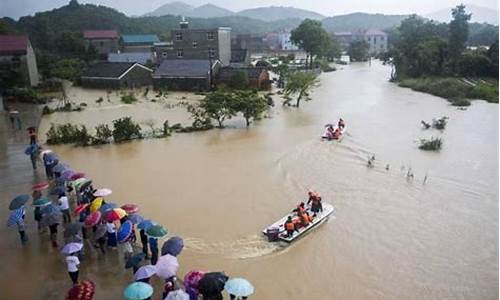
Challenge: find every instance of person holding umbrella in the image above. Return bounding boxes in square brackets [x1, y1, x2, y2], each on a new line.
[123, 282, 153, 300]
[65, 252, 80, 285]
[24, 142, 40, 170]
[137, 220, 153, 260]
[225, 278, 254, 300]
[106, 220, 117, 249]
[146, 224, 167, 265]
[7, 208, 28, 245]
[58, 192, 71, 223]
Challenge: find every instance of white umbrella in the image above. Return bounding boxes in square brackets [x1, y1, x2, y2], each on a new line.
[134, 265, 157, 281]
[164, 290, 190, 300]
[61, 242, 83, 255]
[93, 188, 112, 197]
[155, 254, 179, 280]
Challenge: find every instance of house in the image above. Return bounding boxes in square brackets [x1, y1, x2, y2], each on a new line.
[231, 34, 268, 53]
[166, 19, 231, 66]
[83, 30, 119, 59]
[80, 62, 152, 89]
[121, 34, 160, 53]
[364, 29, 388, 54]
[332, 32, 354, 49]
[0, 35, 39, 87]
[108, 52, 155, 65]
[278, 32, 298, 51]
[230, 49, 250, 67]
[154, 42, 174, 64]
[217, 67, 271, 90]
[153, 59, 221, 91]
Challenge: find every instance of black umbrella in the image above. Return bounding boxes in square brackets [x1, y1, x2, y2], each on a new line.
[125, 253, 146, 269]
[9, 194, 30, 210]
[79, 180, 92, 192]
[64, 222, 83, 237]
[198, 272, 229, 297]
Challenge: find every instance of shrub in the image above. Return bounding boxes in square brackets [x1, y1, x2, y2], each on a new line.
[73, 125, 92, 146]
[45, 123, 90, 145]
[451, 98, 471, 106]
[121, 94, 138, 104]
[419, 137, 442, 151]
[42, 106, 54, 115]
[93, 124, 112, 144]
[467, 82, 499, 103]
[112, 117, 142, 142]
[432, 116, 448, 130]
[96, 97, 104, 104]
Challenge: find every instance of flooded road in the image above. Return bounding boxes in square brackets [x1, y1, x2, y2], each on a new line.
[1, 61, 498, 299]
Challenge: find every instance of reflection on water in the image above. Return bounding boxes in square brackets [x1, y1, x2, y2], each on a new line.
[0, 61, 498, 299]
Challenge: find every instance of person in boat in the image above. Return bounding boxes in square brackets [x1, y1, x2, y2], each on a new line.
[333, 128, 342, 139]
[325, 125, 335, 139]
[293, 202, 306, 215]
[284, 216, 298, 238]
[298, 210, 312, 227]
[307, 192, 323, 213]
[338, 118, 345, 129]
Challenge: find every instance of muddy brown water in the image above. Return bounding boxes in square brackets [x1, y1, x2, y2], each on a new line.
[0, 61, 498, 299]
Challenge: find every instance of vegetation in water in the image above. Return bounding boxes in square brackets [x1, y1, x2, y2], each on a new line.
[419, 137, 443, 151]
[112, 117, 142, 142]
[121, 94, 138, 104]
[283, 71, 320, 107]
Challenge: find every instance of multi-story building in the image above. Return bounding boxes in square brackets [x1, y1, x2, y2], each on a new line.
[278, 32, 298, 51]
[363, 29, 388, 54]
[166, 19, 231, 66]
[83, 30, 119, 59]
[0, 35, 39, 87]
[121, 34, 160, 53]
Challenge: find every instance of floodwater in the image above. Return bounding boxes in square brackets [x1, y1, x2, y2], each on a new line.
[0, 61, 498, 299]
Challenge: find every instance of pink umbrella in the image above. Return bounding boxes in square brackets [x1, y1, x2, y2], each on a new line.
[121, 204, 139, 214]
[184, 270, 205, 299]
[70, 172, 85, 181]
[93, 188, 112, 197]
[155, 254, 179, 280]
[33, 182, 49, 191]
[84, 211, 102, 227]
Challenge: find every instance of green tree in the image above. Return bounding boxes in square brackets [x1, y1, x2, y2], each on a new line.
[348, 40, 370, 61]
[283, 71, 320, 107]
[487, 40, 499, 78]
[448, 4, 471, 72]
[273, 64, 290, 88]
[291, 19, 332, 69]
[229, 70, 249, 90]
[199, 90, 238, 127]
[233, 90, 268, 127]
[49, 58, 85, 81]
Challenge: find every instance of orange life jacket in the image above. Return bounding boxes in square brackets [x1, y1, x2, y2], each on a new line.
[285, 221, 295, 231]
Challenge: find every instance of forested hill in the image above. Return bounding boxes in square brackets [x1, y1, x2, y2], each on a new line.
[322, 13, 409, 31]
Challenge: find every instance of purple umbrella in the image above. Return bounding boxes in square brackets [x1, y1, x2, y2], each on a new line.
[155, 254, 179, 280]
[61, 169, 75, 181]
[134, 265, 157, 281]
[161, 236, 184, 256]
[128, 214, 144, 224]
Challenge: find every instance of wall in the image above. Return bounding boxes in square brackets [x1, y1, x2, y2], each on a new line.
[168, 29, 219, 60]
[153, 77, 209, 91]
[25, 42, 39, 86]
[217, 29, 231, 66]
[121, 66, 152, 87]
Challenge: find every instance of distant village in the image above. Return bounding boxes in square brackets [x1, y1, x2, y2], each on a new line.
[0, 18, 387, 96]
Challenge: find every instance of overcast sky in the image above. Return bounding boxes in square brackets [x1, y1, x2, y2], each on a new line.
[1, 0, 498, 19]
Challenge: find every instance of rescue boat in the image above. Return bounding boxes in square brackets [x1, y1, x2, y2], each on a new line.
[321, 125, 347, 141]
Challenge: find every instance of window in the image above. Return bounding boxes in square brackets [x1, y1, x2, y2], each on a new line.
[162, 52, 167, 58]
[367, 37, 371, 42]
[207, 32, 215, 40]
[192, 41, 198, 48]
[177, 49, 184, 58]
[208, 48, 216, 58]
[176, 32, 183, 41]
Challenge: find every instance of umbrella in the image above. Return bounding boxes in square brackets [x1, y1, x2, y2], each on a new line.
[126, 253, 146, 269]
[33, 182, 49, 191]
[128, 214, 144, 224]
[40, 213, 60, 227]
[95, 224, 107, 239]
[184, 270, 205, 299]
[123, 282, 153, 300]
[161, 236, 184, 256]
[70, 172, 86, 181]
[93, 188, 112, 197]
[121, 204, 139, 214]
[146, 224, 168, 238]
[61, 242, 83, 255]
[74, 203, 89, 215]
[33, 197, 51, 207]
[84, 211, 101, 227]
[42, 203, 60, 215]
[64, 223, 83, 236]
[40, 149, 53, 160]
[137, 220, 154, 230]
[117, 220, 133, 243]
[78, 180, 93, 192]
[100, 202, 117, 213]
[52, 163, 68, 173]
[61, 169, 75, 181]
[165, 290, 190, 300]
[66, 280, 95, 300]
[50, 185, 66, 196]
[155, 254, 179, 280]
[9, 194, 29, 210]
[224, 278, 255, 297]
[133, 264, 157, 281]
[55, 177, 68, 185]
[6, 208, 25, 227]
[105, 208, 127, 222]
[90, 198, 103, 213]
[198, 272, 229, 297]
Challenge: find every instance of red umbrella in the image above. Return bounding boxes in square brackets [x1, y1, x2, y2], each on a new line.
[84, 211, 102, 227]
[66, 280, 95, 300]
[105, 208, 127, 222]
[74, 203, 89, 215]
[121, 204, 139, 214]
[70, 172, 86, 181]
[33, 182, 49, 191]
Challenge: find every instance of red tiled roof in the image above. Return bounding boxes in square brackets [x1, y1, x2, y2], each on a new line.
[83, 30, 118, 39]
[0, 35, 29, 55]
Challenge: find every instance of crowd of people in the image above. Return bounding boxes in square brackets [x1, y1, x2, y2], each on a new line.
[7, 132, 255, 300]
[283, 192, 323, 238]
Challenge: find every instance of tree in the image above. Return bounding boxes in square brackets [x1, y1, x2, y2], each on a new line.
[273, 64, 290, 88]
[49, 58, 85, 81]
[233, 90, 268, 127]
[487, 40, 499, 78]
[322, 37, 342, 61]
[348, 40, 369, 61]
[291, 19, 332, 69]
[283, 71, 320, 107]
[199, 90, 238, 128]
[448, 4, 471, 72]
[229, 70, 249, 90]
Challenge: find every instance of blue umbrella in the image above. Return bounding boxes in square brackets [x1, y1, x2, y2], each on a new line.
[126, 253, 146, 269]
[117, 220, 133, 243]
[123, 282, 153, 300]
[137, 220, 154, 230]
[52, 163, 68, 173]
[128, 214, 144, 224]
[41, 203, 60, 215]
[9, 194, 30, 210]
[161, 236, 184, 256]
[99, 202, 117, 213]
[6, 208, 25, 227]
[50, 185, 66, 196]
[44, 152, 58, 162]
[224, 278, 255, 297]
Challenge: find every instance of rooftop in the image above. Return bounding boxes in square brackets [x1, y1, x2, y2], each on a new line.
[83, 30, 119, 39]
[81, 62, 151, 78]
[121, 34, 160, 45]
[365, 29, 387, 36]
[0, 35, 29, 55]
[108, 52, 154, 65]
[154, 59, 217, 78]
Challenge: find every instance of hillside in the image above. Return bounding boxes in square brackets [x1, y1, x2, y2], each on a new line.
[322, 13, 409, 32]
[145, 1, 194, 17]
[237, 6, 324, 21]
[188, 3, 234, 18]
[426, 4, 498, 25]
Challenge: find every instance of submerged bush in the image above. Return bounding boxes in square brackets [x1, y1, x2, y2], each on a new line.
[432, 116, 448, 130]
[112, 117, 142, 142]
[121, 94, 138, 104]
[93, 124, 112, 145]
[419, 137, 442, 151]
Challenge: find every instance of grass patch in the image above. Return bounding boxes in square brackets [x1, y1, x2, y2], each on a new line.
[467, 83, 499, 103]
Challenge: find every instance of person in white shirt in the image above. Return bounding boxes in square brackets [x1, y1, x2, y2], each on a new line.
[58, 193, 71, 223]
[66, 253, 80, 284]
[106, 221, 117, 248]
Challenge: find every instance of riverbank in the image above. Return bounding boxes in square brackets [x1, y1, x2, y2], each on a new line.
[398, 77, 499, 106]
